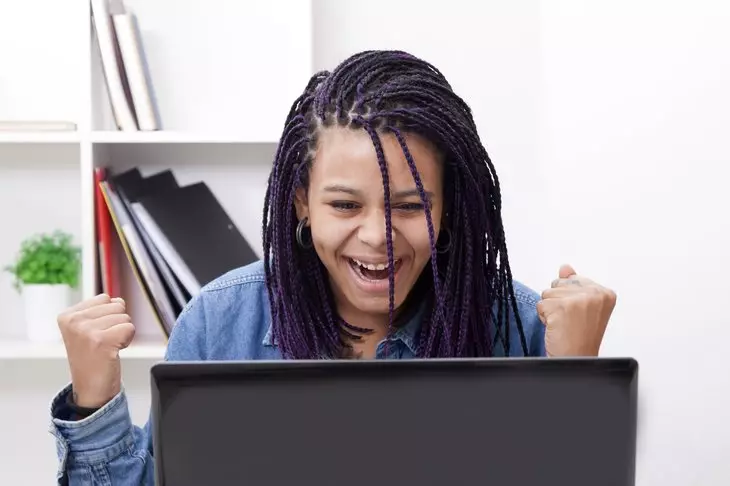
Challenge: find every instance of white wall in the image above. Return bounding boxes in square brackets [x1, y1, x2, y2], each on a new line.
[314, 0, 550, 286]
[314, 0, 730, 485]
[538, 2, 730, 485]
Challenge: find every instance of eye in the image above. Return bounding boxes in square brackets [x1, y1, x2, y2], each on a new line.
[329, 201, 361, 212]
[393, 203, 425, 212]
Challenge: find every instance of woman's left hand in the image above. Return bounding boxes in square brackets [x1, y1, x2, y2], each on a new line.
[537, 264, 617, 357]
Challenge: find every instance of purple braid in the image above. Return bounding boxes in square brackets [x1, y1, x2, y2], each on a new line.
[359, 120, 396, 339]
[388, 127, 445, 353]
[262, 50, 529, 358]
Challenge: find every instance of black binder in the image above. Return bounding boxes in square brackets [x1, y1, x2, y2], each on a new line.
[135, 181, 258, 294]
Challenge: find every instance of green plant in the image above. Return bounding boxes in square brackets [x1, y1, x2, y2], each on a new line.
[3, 230, 81, 291]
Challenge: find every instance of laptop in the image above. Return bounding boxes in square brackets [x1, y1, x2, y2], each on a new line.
[150, 357, 638, 486]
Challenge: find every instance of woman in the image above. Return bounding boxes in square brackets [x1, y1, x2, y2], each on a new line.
[50, 50, 616, 485]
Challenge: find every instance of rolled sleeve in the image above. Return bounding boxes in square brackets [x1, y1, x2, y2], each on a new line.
[50, 383, 135, 466]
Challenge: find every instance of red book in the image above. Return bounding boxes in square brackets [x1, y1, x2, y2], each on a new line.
[94, 167, 116, 297]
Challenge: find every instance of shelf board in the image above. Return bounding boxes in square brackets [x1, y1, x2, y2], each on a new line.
[90, 131, 277, 144]
[0, 132, 80, 144]
[0, 338, 166, 360]
[0, 131, 278, 144]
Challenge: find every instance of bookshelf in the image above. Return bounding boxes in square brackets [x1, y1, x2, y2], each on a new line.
[0, 1, 312, 481]
[0, 0, 313, 350]
[89, 130, 270, 144]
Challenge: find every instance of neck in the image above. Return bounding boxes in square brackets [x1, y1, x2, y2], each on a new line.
[336, 304, 390, 359]
[339, 307, 389, 332]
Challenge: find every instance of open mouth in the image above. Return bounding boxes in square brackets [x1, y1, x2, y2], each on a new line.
[347, 257, 403, 282]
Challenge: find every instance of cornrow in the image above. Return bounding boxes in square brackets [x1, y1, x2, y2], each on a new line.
[262, 50, 529, 359]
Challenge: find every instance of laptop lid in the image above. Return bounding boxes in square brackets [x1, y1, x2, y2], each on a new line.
[151, 358, 638, 486]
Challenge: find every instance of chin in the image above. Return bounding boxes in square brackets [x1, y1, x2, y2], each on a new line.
[350, 297, 393, 315]
[348, 290, 414, 316]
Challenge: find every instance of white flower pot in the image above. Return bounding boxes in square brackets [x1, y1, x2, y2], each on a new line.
[22, 284, 72, 342]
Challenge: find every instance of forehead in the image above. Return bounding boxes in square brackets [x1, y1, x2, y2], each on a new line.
[311, 127, 442, 192]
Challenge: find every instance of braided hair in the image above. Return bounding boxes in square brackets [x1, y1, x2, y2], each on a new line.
[262, 50, 528, 359]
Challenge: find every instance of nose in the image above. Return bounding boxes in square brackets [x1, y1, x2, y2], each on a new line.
[357, 209, 396, 249]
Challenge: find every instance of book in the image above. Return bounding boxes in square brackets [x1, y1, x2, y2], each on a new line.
[98, 179, 177, 337]
[94, 167, 117, 296]
[90, 0, 138, 131]
[110, 168, 189, 311]
[131, 182, 259, 296]
[110, 3, 161, 130]
[0, 121, 77, 131]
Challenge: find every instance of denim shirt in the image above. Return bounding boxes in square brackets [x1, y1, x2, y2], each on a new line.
[48, 260, 546, 485]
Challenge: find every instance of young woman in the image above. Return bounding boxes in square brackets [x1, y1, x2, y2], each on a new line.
[50, 50, 616, 485]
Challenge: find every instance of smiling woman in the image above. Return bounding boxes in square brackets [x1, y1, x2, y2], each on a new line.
[50, 49, 617, 486]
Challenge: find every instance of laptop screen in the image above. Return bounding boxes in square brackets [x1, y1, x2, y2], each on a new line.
[152, 359, 637, 486]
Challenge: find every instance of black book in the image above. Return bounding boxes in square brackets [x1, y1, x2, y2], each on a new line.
[132, 181, 258, 296]
[100, 178, 178, 338]
[111, 169, 191, 313]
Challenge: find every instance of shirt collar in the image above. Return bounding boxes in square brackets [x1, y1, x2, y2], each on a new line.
[262, 301, 427, 356]
[384, 300, 425, 355]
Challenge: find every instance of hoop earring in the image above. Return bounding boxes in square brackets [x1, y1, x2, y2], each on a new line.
[296, 217, 313, 249]
[436, 228, 452, 254]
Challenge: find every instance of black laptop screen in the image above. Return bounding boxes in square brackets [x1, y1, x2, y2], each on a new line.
[152, 359, 637, 486]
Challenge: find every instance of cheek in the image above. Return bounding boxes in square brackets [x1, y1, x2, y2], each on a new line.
[399, 217, 439, 260]
[309, 210, 354, 257]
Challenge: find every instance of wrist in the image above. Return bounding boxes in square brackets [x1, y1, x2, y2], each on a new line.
[72, 386, 117, 409]
[545, 343, 600, 357]
[68, 389, 101, 418]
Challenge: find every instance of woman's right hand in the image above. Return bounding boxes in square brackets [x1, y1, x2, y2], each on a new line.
[57, 294, 136, 409]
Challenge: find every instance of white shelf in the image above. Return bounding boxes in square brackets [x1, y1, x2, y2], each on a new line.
[90, 130, 277, 144]
[0, 131, 278, 145]
[0, 132, 80, 144]
[0, 338, 166, 360]
[0, 1, 311, 483]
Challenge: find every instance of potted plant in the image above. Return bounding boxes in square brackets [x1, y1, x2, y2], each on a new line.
[4, 230, 81, 342]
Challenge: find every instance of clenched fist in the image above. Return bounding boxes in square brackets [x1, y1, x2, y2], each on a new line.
[537, 264, 617, 357]
[57, 294, 136, 409]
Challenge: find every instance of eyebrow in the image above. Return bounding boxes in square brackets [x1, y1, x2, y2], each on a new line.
[322, 184, 433, 200]
[323, 184, 362, 196]
[392, 188, 433, 200]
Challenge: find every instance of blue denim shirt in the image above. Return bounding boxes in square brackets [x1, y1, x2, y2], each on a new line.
[49, 260, 546, 485]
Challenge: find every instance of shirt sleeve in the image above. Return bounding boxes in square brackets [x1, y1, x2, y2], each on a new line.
[49, 294, 209, 485]
[511, 280, 547, 357]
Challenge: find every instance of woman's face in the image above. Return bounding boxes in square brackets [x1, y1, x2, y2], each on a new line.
[295, 127, 444, 319]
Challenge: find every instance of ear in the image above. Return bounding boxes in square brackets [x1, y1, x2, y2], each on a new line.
[294, 187, 309, 221]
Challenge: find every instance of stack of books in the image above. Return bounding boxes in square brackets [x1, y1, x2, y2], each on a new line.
[91, 0, 161, 131]
[94, 167, 258, 337]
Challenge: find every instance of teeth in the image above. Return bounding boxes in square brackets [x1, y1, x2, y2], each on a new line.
[351, 258, 395, 271]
